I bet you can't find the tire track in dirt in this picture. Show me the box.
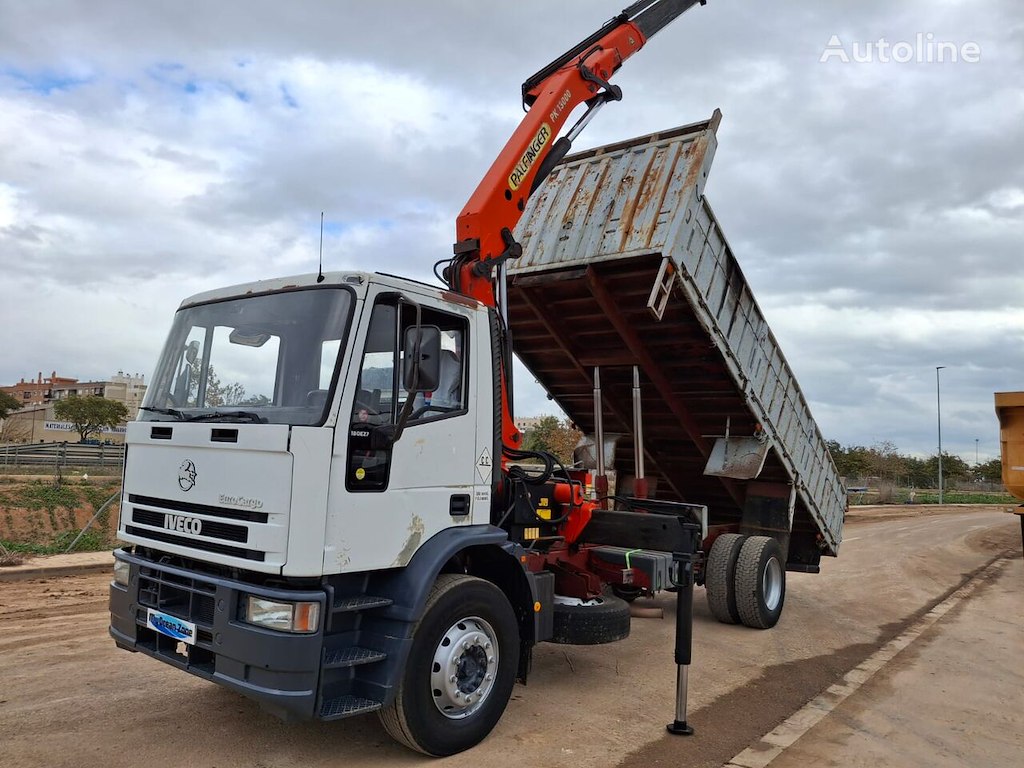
[0,572,111,654]
[0,598,109,622]
[0,603,110,653]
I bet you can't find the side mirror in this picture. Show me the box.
[402,325,441,392]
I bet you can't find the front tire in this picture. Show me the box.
[378,574,519,756]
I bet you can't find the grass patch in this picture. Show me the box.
[910,491,1016,505]
[1,539,55,555]
[0,480,123,552]
[1,528,110,555]
[51,529,110,552]
[81,482,120,510]
[850,488,1017,505]
[15,481,81,512]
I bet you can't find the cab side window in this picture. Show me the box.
[346,299,468,492]
[405,307,467,419]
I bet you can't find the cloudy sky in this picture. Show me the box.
[1,0,1021,461]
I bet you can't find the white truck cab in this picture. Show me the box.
[109,271,547,756]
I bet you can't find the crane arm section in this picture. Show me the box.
[447,0,707,453]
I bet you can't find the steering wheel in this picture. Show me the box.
[409,404,455,420]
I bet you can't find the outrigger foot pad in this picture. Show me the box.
[666,720,695,736]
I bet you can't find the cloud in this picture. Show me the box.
[0,0,1021,463]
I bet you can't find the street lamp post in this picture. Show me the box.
[936,366,945,504]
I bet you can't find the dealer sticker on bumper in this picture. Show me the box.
[146,609,197,646]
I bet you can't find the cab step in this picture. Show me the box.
[323,646,387,669]
[320,695,382,720]
[332,595,393,613]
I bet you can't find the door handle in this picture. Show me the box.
[449,494,470,517]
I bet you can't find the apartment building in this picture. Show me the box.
[1,370,147,419]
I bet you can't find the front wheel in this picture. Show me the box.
[378,574,519,756]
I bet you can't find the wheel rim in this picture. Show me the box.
[762,557,783,611]
[429,616,499,720]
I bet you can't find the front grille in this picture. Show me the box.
[125,526,265,561]
[128,493,269,523]
[137,566,216,628]
[131,508,248,542]
[135,563,218,673]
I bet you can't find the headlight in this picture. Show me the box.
[113,558,130,587]
[243,596,320,634]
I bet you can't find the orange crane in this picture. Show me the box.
[446,0,708,460]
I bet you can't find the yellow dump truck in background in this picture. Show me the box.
[995,392,1024,501]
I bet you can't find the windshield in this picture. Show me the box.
[141,287,354,426]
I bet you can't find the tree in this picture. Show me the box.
[973,458,1003,485]
[914,452,971,488]
[53,395,129,442]
[0,391,23,420]
[182,357,248,407]
[0,417,30,444]
[522,416,582,465]
[826,440,871,481]
[204,368,247,407]
[238,393,271,407]
[905,455,932,488]
[866,440,908,484]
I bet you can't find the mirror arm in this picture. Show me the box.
[382,391,418,447]
[374,295,424,449]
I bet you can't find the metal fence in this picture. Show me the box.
[1,442,125,471]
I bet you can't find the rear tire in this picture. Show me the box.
[734,536,786,629]
[378,574,518,756]
[704,533,746,624]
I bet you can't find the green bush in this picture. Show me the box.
[51,529,109,553]
[911,491,1015,505]
[1,528,111,555]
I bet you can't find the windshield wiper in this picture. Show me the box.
[139,406,188,420]
[183,410,266,424]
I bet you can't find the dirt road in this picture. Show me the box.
[0,505,1019,768]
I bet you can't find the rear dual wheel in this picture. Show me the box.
[704,534,785,629]
[704,533,746,624]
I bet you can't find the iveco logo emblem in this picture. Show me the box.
[178,459,197,491]
[165,514,202,535]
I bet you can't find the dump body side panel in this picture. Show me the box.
[995,391,1024,500]
[509,117,845,555]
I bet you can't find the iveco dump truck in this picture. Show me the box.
[109,0,845,756]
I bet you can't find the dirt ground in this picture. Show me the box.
[0,504,1019,768]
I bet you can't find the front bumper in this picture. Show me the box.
[109,548,326,720]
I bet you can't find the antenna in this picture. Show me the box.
[317,211,325,283]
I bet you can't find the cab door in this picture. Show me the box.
[324,289,489,574]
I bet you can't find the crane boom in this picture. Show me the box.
[447,0,708,454]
